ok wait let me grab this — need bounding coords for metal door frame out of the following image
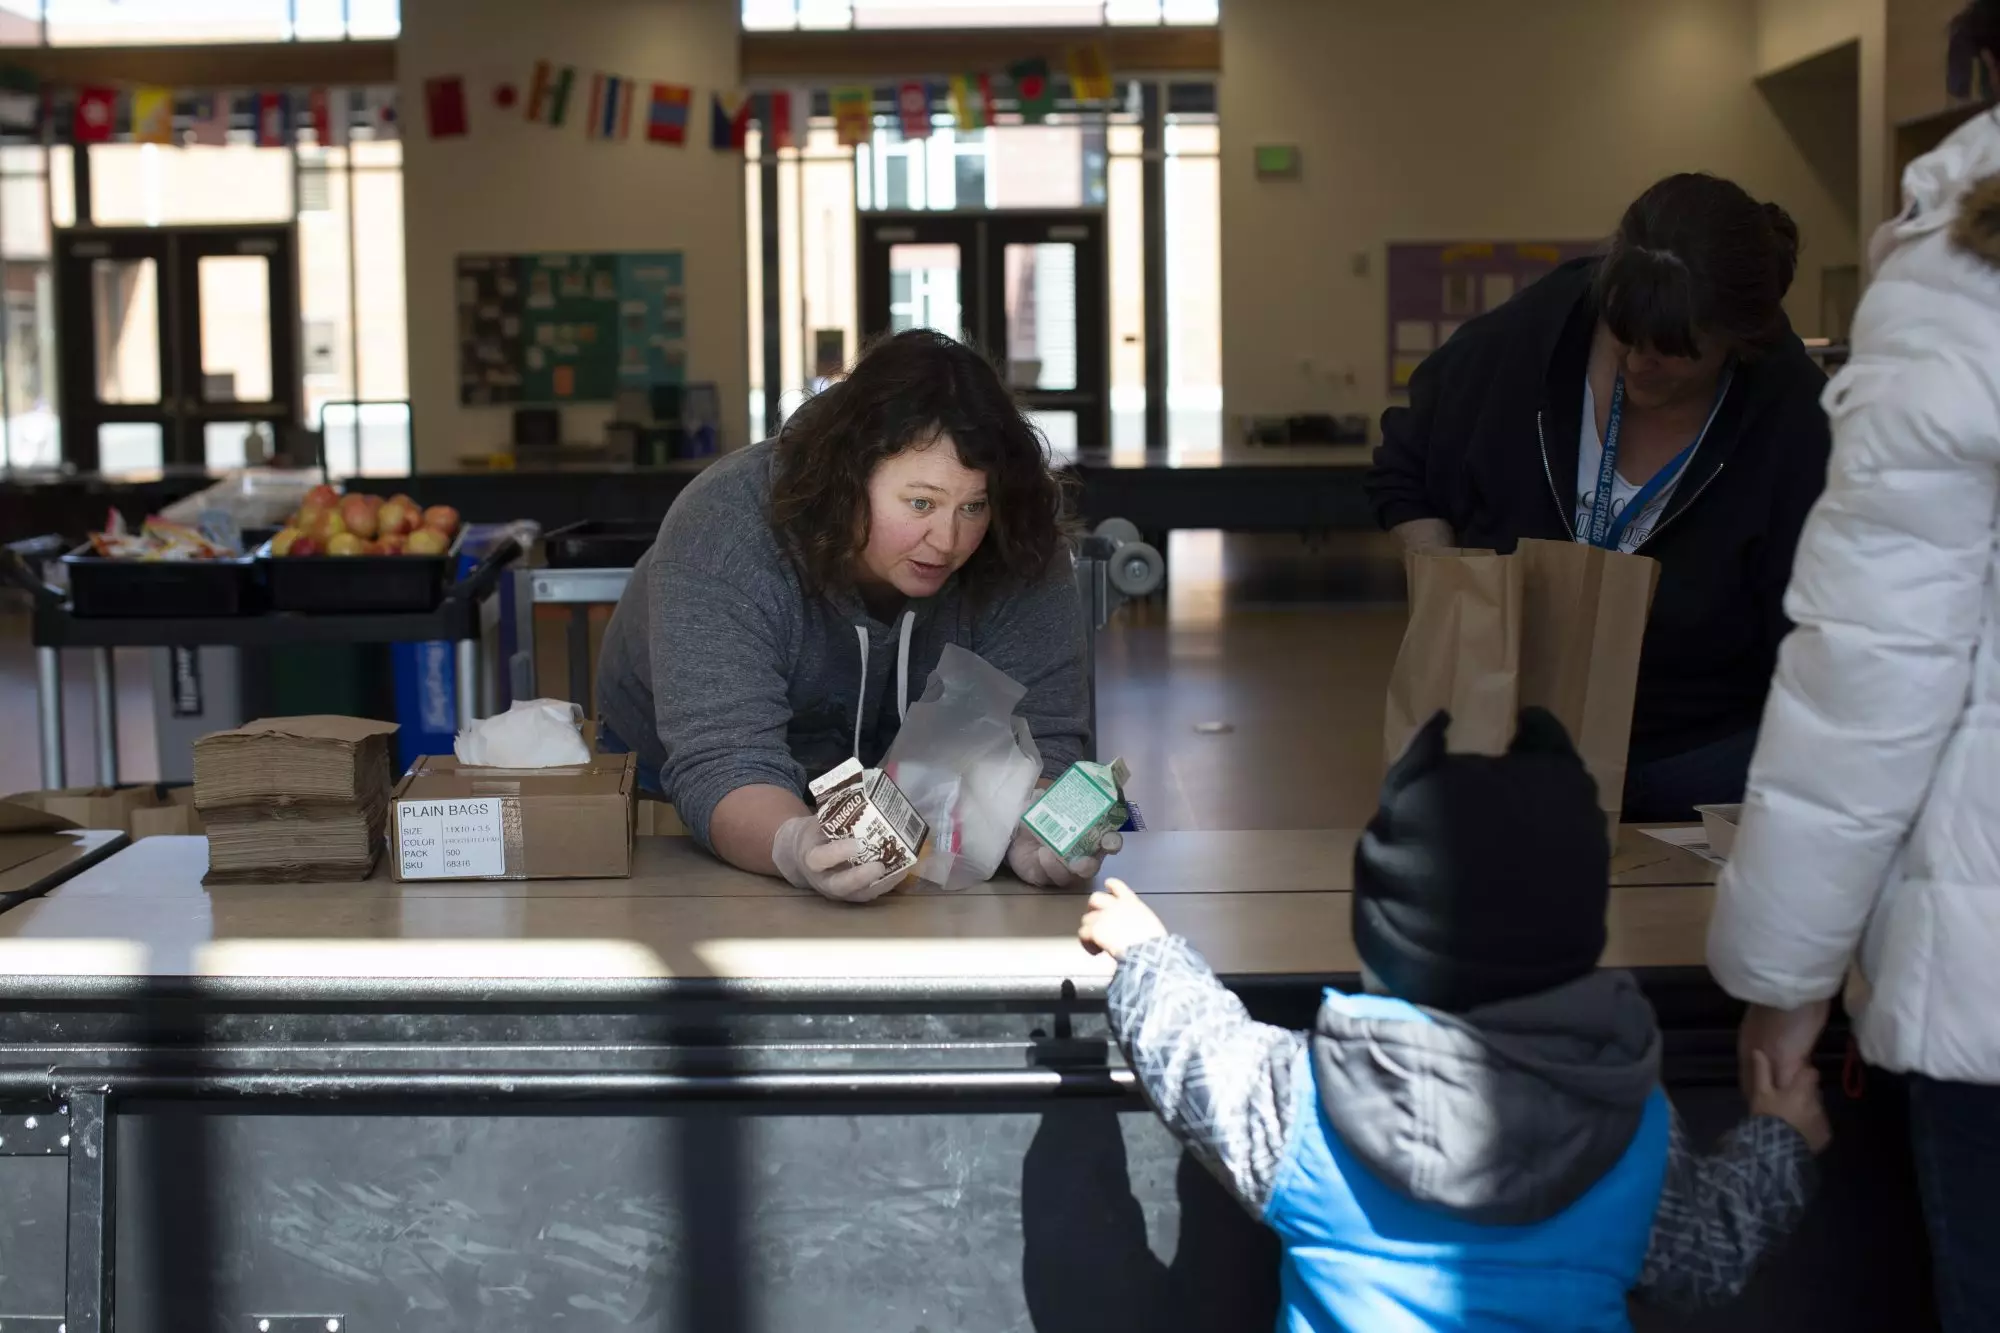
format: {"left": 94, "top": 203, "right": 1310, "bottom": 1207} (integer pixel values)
{"left": 857, "top": 210, "right": 1109, "bottom": 450}
{"left": 54, "top": 223, "right": 301, "bottom": 472}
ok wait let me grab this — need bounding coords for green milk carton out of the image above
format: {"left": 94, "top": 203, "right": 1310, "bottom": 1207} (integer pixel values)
{"left": 1022, "top": 757, "right": 1131, "bottom": 860}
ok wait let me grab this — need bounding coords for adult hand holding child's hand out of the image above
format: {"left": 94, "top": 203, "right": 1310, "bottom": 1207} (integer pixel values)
{"left": 1748, "top": 1049, "right": 1833, "bottom": 1154}
{"left": 1078, "top": 878, "right": 1167, "bottom": 961}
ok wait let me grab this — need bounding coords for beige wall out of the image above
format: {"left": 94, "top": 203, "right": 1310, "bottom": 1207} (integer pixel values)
{"left": 400, "top": 0, "right": 746, "bottom": 470}
{"left": 1220, "top": 0, "right": 1865, "bottom": 431}
{"left": 1759, "top": 0, "right": 1870, "bottom": 73}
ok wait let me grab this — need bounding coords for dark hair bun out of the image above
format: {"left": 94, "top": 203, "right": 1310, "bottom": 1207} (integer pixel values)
{"left": 1594, "top": 173, "right": 1802, "bottom": 358}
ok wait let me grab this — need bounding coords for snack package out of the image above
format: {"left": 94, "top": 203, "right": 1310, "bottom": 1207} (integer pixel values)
{"left": 1022, "top": 757, "right": 1131, "bottom": 861}
{"left": 808, "top": 757, "right": 928, "bottom": 877}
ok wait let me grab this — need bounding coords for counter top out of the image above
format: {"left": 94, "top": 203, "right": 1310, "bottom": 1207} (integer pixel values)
{"left": 0, "top": 829, "right": 127, "bottom": 913}
{"left": 0, "top": 830, "right": 1717, "bottom": 993}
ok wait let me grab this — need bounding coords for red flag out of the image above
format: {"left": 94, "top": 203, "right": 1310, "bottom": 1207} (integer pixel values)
{"left": 72, "top": 86, "right": 116, "bottom": 144}
{"left": 767, "top": 90, "right": 795, "bottom": 151}
{"left": 256, "top": 91, "right": 290, "bottom": 147}
{"left": 897, "top": 81, "right": 931, "bottom": 141}
{"left": 424, "top": 76, "right": 468, "bottom": 139}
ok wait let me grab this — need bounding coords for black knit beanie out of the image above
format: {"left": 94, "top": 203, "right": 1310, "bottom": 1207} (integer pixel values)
{"left": 1353, "top": 708, "right": 1610, "bottom": 1013}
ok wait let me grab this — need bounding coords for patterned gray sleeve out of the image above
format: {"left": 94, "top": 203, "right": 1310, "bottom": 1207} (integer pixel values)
{"left": 1106, "top": 935, "right": 1308, "bottom": 1216}
{"left": 1634, "top": 1109, "right": 1818, "bottom": 1312}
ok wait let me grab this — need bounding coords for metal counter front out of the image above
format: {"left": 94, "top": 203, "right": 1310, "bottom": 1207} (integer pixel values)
{"left": 0, "top": 833, "right": 1934, "bottom": 1332}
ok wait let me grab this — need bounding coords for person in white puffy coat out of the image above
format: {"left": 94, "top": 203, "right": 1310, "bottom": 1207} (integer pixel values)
{"left": 1707, "top": 10, "right": 2000, "bottom": 1325}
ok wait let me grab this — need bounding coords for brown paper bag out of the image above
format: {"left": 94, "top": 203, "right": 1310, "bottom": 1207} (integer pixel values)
{"left": 1384, "top": 550, "right": 1523, "bottom": 764}
{"left": 1514, "top": 539, "right": 1660, "bottom": 826}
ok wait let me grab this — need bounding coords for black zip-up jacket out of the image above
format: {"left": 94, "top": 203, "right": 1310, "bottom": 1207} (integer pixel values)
{"left": 1367, "top": 259, "right": 1833, "bottom": 764}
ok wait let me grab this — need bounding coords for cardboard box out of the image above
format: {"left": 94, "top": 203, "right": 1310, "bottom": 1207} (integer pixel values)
{"left": 809, "top": 757, "right": 927, "bottom": 876}
{"left": 1023, "top": 758, "right": 1131, "bottom": 860}
{"left": 389, "top": 753, "right": 636, "bottom": 881}
{"left": 3, "top": 784, "right": 161, "bottom": 835}
{"left": 1696, "top": 803, "right": 1742, "bottom": 862}
{"left": 130, "top": 787, "right": 205, "bottom": 841}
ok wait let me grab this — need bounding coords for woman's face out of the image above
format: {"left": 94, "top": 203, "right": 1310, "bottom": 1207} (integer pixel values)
{"left": 1612, "top": 332, "right": 1731, "bottom": 412}
{"left": 856, "top": 434, "right": 992, "bottom": 600}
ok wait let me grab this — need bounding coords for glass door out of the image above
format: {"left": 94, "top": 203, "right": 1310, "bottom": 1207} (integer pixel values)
{"left": 857, "top": 211, "right": 1107, "bottom": 452}
{"left": 55, "top": 224, "right": 299, "bottom": 472}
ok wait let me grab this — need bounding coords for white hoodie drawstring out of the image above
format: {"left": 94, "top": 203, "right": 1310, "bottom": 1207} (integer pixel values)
{"left": 852, "top": 610, "right": 916, "bottom": 759}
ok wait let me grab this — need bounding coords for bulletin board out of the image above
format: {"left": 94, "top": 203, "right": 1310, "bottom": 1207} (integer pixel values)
{"left": 1385, "top": 240, "right": 1599, "bottom": 393}
{"left": 457, "top": 251, "right": 688, "bottom": 406}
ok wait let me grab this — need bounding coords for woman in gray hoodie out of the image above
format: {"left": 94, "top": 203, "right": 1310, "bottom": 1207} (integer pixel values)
{"left": 596, "top": 330, "right": 1111, "bottom": 901}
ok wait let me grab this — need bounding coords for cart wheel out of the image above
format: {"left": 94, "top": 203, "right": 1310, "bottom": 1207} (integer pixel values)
{"left": 1108, "top": 541, "right": 1164, "bottom": 598}
{"left": 1093, "top": 517, "right": 1143, "bottom": 548}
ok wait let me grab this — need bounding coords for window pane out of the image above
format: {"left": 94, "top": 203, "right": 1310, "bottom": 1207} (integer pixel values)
{"left": 298, "top": 161, "right": 353, "bottom": 430}
{"left": 354, "top": 166, "right": 407, "bottom": 400}
{"left": 99, "top": 421, "right": 162, "bottom": 475}
{"left": 50, "top": 147, "right": 74, "bottom": 228}
{"left": 743, "top": 0, "right": 797, "bottom": 27}
{"left": 796, "top": 0, "right": 851, "bottom": 26}
{"left": 1026, "top": 409, "right": 1078, "bottom": 461}
{"left": 292, "top": 0, "right": 345, "bottom": 38}
{"left": 887, "top": 243, "right": 962, "bottom": 340}
{"left": 1166, "top": 148, "right": 1221, "bottom": 456}
{"left": 1004, "top": 243, "right": 1078, "bottom": 391}
{"left": 204, "top": 420, "right": 253, "bottom": 468}
{"left": 1, "top": 174, "right": 48, "bottom": 259}
{"left": 321, "top": 401, "right": 410, "bottom": 479}
{"left": 92, "top": 257, "right": 160, "bottom": 405}
{"left": 89, "top": 143, "right": 293, "bottom": 225}
{"left": 198, "top": 254, "right": 273, "bottom": 403}
{"left": 853, "top": 0, "right": 1105, "bottom": 25}
{"left": 1107, "top": 152, "right": 1145, "bottom": 453}
{"left": 4, "top": 264, "right": 58, "bottom": 468}
{"left": 346, "top": 0, "right": 399, "bottom": 37}
{"left": 0, "top": 2, "right": 38, "bottom": 44}
{"left": 46, "top": 0, "right": 290, "bottom": 44}
{"left": 1163, "top": 0, "right": 1218, "bottom": 20}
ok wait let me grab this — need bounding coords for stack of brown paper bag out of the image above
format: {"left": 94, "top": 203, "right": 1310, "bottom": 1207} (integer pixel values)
{"left": 194, "top": 716, "right": 398, "bottom": 883}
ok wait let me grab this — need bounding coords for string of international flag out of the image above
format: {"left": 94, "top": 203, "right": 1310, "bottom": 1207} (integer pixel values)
{"left": 0, "top": 39, "right": 1117, "bottom": 151}
{"left": 425, "top": 42, "right": 1118, "bottom": 149}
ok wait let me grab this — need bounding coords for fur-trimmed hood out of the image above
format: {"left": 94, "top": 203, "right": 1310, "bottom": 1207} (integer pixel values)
{"left": 1951, "top": 172, "right": 2000, "bottom": 266}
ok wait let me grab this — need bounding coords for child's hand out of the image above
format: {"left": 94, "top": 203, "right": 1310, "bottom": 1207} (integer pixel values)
{"left": 1078, "top": 878, "right": 1167, "bottom": 961}
{"left": 1749, "top": 1049, "right": 1832, "bottom": 1154}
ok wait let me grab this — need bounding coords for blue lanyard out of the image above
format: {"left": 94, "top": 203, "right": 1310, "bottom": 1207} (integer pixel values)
{"left": 1587, "top": 367, "right": 1734, "bottom": 551}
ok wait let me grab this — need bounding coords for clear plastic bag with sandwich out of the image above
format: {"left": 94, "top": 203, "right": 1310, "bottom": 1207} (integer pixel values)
{"left": 881, "top": 643, "right": 1043, "bottom": 893}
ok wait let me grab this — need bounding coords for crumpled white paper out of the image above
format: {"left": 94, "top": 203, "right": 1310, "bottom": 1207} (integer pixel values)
{"left": 454, "top": 699, "right": 591, "bottom": 768}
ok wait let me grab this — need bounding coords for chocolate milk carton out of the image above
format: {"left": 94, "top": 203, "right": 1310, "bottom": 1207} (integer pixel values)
{"left": 809, "top": 757, "right": 928, "bottom": 875}
{"left": 1022, "top": 757, "right": 1131, "bottom": 861}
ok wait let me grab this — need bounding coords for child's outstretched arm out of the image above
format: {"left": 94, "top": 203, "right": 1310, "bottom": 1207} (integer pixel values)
{"left": 1082, "top": 880, "right": 1307, "bottom": 1216}
{"left": 1634, "top": 1053, "right": 1827, "bottom": 1312}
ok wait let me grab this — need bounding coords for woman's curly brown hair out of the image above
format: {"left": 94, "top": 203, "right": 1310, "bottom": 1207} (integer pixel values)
{"left": 768, "top": 329, "right": 1072, "bottom": 601}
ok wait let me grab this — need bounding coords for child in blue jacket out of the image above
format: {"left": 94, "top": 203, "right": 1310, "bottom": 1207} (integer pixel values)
{"left": 1079, "top": 709, "right": 1830, "bottom": 1333}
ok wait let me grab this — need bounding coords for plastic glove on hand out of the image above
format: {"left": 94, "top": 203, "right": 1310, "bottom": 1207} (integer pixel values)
{"left": 1007, "top": 824, "right": 1123, "bottom": 888}
{"left": 771, "top": 815, "right": 904, "bottom": 904}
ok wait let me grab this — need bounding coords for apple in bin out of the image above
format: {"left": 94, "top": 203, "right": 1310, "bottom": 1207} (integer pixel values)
{"left": 377, "top": 533, "right": 407, "bottom": 555}
{"left": 338, "top": 493, "right": 380, "bottom": 540}
{"left": 289, "top": 535, "right": 323, "bottom": 557}
{"left": 270, "top": 526, "right": 303, "bottom": 556}
{"left": 326, "top": 532, "right": 367, "bottom": 557}
{"left": 378, "top": 495, "right": 420, "bottom": 538}
{"left": 422, "top": 505, "right": 461, "bottom": 538}
{"left": 405, "top": 527, "right": 450, "bottom": 556}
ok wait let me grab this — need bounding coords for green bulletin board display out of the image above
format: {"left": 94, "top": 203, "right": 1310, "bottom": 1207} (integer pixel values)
{"left": 456, "top": 251, "right": 687, "bottom": 406}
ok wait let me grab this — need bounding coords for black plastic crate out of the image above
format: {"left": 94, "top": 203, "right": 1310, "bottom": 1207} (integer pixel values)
{"left": 62, "top": 548, "right": 262, "bottom": 618}
{"left": 544, "top": 519, "right": 658, "bottom": 569}
{"left": 260, "top": 535, "right": 462, "bottom": 614}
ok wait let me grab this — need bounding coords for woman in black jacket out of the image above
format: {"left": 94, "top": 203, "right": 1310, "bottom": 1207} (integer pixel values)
{"left": 1366, "top": 174, "right": 1833, "bottom": 821}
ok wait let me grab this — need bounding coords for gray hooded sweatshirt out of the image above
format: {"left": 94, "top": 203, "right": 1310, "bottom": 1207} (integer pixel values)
{"left": 595, "top": 441, "right": 1090, "bottom": 847}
